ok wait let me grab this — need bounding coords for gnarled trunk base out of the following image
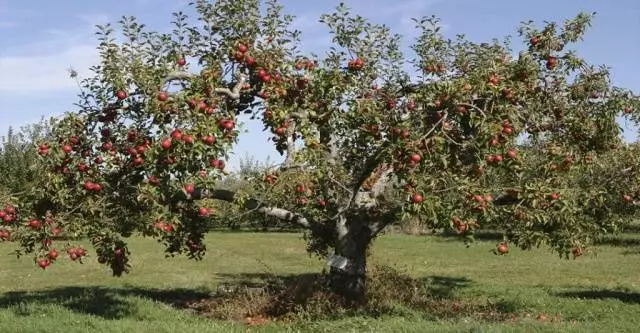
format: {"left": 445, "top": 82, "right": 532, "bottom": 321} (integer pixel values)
{"left": 329, "top": 266, "right": 367, "bottom": 305}
{"left": 327, "top": 219, "right": 371, "bottom": 305}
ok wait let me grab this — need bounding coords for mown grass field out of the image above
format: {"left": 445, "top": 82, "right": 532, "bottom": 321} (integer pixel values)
{"left": 0, "top": 229, "right": 639, "bottom": 333}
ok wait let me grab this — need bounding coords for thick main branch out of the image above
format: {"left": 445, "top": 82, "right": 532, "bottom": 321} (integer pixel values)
{"left": 173, "top": 188, "right": 311, "bottom": 229}
{"left": 164, "top": 70, "right": 248, "bottom": 100}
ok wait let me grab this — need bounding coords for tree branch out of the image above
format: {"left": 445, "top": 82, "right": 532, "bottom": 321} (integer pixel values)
{"left": 283, "top": 120, "right": 297, "bottom": 167}
{"left": 173, "top": 188, "right": 311, "bottom": 229}
{"left": 213, "top": 72, "right": 247, "bottom": 100}
{"left": 165, "top": 71, "right": 195, "bottom": 83}
{"left": 164, "top": 70, "right": 248, "bottom": 100}
{"left": 354, "top": 165, "right": 394, "bottom": 208}
{"left": 367, "top": 206, "right": 402, "bottom": 237}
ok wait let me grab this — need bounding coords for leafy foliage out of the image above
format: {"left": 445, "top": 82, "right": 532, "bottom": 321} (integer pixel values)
{"left": 0, "top": 120, "right": 53, "bottom": 196}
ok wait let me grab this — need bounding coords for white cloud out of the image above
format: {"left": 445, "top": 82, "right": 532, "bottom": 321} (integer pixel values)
{"left": 0, "top": 45, "right": 98, "bottom": 93}
{"left": 0, "top": 14, "right": 106, "bottom": 94}
{"left": 353, "top": 0, "right": 448, "bottom": 39}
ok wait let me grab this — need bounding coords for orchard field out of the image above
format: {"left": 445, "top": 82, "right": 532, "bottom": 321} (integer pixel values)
{"left": 0, "top": 227, "right": 638, "bottom": 333}
{"left": 2, "top": 0, "right": 640, "bottom": 332}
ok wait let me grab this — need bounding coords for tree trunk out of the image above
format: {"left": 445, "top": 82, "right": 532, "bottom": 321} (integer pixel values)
{"left": 328, "top": 217, "right": 371, "bottom": 305}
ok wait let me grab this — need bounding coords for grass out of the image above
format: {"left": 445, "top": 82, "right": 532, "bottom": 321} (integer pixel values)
{"left": 0, "top": 230, "right": 639, "bottom": 332}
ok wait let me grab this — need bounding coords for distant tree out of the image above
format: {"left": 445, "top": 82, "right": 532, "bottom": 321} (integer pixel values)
{"left": 0, "top": 119, "right": 53, "bottom": 196}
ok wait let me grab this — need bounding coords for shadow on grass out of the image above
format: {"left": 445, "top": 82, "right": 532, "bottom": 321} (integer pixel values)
{"left": 212, "top": 272, "right": 472, "bottom": 299}
{"left": 437, "top": 230, "right": 505, "bottom": 242}
{"left": 621, "top": 248, "right": 640, "bottom": 256}
{"left": 594, "top": 237, "right": 640, "bottom": 247}
{"left": 436, "top": 228, "right": 640, "bottom": 247}
{"left": 621, "top": 224, "right": 640, "bottom": 234}
{"left": 0, "top": 286, "right": 210, "bottom": 320}
{"left": 0, "top": 270, "right": 517, "bottom": 323}
{"left": 555, "top": 289, "right": 640, "bottom": 304}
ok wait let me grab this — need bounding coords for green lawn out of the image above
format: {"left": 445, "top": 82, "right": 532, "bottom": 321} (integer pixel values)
{"left": 0, "top": 231, "right": 639, "bottom": 332}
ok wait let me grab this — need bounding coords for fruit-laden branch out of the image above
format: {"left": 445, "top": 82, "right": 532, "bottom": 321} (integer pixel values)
{"left": 164, "top": 70, "right": 248, "bottom": 100}
{"left": 173, "top": 187, "right": 312, "bottom": 229}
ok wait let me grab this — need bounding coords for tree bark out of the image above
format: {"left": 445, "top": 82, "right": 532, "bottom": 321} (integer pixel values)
{"left": 328, "top": 216, "right": 372, "bottom": 305}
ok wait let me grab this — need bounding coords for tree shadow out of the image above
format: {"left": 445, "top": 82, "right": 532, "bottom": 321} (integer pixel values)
{"left": 425, "top": 275, "right": 472, "bottom": 298}
{"left": 555, "top": 288, "right": 640, "bottom": 304}
{"left": 436, "top": 228, "right": 640, "bottom": 248}
{"left": 0, "top": 271, "right": 516, "bottom": 323}
{"left": 0, "top": 286, "right": 210, "bottom": 320}
{"left": 594, "top": 236, "right": 640, "bottom": 247}
{"left": 621, "top": 248, "right": 640, "bottom": 256}
{"left": 437, "top": 230, "right": 505, "bottom": 242}
{"left": 621, "top": 224, "right": 640, "bottom": 233}
{"left": 210, "top": 271, "right": 472, "bottom": 299}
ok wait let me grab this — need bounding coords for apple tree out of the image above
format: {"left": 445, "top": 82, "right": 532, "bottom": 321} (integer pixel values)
{"left": 2, "top": 0, "right": 639, "bottom": 304}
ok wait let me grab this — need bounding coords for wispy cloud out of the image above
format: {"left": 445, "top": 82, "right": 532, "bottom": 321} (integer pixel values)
{"left": 0, "top": 21, "right": 17, "bottom": 28}
{"left": 0, "top": 14, "right": 106, "bottom": 94}
{"left": 0, "top": 45, "right": 98, "bottom": 93}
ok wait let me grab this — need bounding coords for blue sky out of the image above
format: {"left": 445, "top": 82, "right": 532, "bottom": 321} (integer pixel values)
{"left": 1, "top": 0, "right": 639, "bottom": 170}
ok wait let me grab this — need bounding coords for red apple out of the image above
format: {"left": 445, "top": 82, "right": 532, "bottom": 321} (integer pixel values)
{"left": 4, "top": 205, "right": 15, "bottom": 214}
{"left": 38, "top": 259, "right": 51, "bottom": 270}
{"left": 220, "top": 120, "right": 235, "bottom": 130}
{"left": 546, "top": 56, "right": 557, "bottom": 70}
{"left": 161, "top": 138, "right": 172, "bottom": 150}
{"left": 203, "top": 135, "right": 216, "bottom": 145}
{"left": 48, "top": 249, "right": 59, "bottom": 260}
{"left": 497, "top": 243, "right": 509, "bottom": 254}
{"left": 410, "top": 193, "right": 424, "bottom": 204}
{"left": 116, "top": 90, "right": 128, "bottom": 100}
{"left": 198, "top": 207, "right": 210, "bottom": 217}
{"left": 171, "top": 129, "right": 183, "bottom": 140}
{"left": 157, "top": 91, "right": 169, "bottom": 101}
{"left": 485, "top": 155, "right": 495, "bottom": 163}
{"left": 28, "top": 219, "right": 42, "bottom": 229}
{"left": 530, "top": 36, "right": 540, "bottom": 46}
